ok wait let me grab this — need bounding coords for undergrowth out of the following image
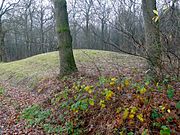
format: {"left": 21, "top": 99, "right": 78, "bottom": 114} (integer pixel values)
{"left": 0, "top": 86, "right": 5, "bottom": 95}
{"left": 20, "top": 74, "right": 180, "bottom": 134}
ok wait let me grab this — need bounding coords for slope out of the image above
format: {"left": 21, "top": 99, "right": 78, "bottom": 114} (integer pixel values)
{"left": 0, "top": 49, "right": 146, "bottom": 89}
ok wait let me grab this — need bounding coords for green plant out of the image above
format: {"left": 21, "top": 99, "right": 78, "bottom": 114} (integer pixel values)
{"left": 167, "top": 117, "right": 173, "bottom": 123}
{"left": 51, "top": 89, "right": 69, "bottom": 105}
{"left": 167, "top": 87, "right": 175, "bottom": 99}
{"left": 21, "top": 105, "right": 67, "bottom": 134}
{"left": 142, "top": 129, "right": 148, "bottom": 135}
{"left": 21, "top": 104, "right": 51, "bottom": 127}
{"left": 157, "top": 85, "right": 163, "bottom": 91}
{"left": 162, "top": 77, "right": 169, "bottom": 85}
{"left": 160, "top": 126, "right": 170, "bottom": 135}
{"left": 152, "top": 122, "right": 161, "bottom": 128}
{"left": 54, "top": 126, "right": 64, "bottom": 134}
{"left": 43, "top": 124, "right": 54, "bottom": 133}
{"left": 176, "top": 101, "right": 180, "bottom": 109}
{"left": 60, "top": 100, "right": 70, "bottom": 109}
{"left": 151, "top": 109, "right": 162, "bottom": 119}
{"left": 102, "top": 88, "right": 114, "bottom": 100}
{"left": 65, "top": 121, "right": 74, "bottom": 134}
{"left": 59, "top": 114, "right": 65, "bottom": 122}
{"left": 65, "top": 121, "right": 82, "bottom": 135}
{"left": 0, "top": 87, "right": 5, "bottom": 95}
{"left": 144, "top": 75, "right": 152, "bottom": 86}
{"left": 70, "top": 99, "right": 89, "bottom": 112}
{"left": 43, "top": 124, "right": 64, "bottom": 134}
{"left": 127, "top": 132, "right": 134, "bottom": 135}
{"left": 98, "top": 76, "right": 108, "bottom": 85}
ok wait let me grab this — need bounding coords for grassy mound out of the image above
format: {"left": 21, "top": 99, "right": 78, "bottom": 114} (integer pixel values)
{"left": 0, "top": 49, "right": 146, "bottom": 89}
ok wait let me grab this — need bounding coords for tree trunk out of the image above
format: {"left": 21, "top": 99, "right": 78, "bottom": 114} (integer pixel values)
{"left": 53, "top": 0, "right": 77, "bottom": 77}
{"left": 101, "top": 19, "right": 105, "bottom": 50}
{"left": 29, "top": 8, "right": 33, "bottom": 56}
{"left": 142, "top": 0, "right": 162, "bottom": 71}
{"left": 0, "top": 19, "right": 6, "bottom": 62}
{"left": 24, "top": 13, "right": 30, "bottom": 57}
{"left": 85, "top": 13, "right": 91, "bottom": 49}
{"left": 72, "top": 21, "right": 77, "bottom": 48}
{"left": 40, "top": 6, "right": 45, "bottom": 53}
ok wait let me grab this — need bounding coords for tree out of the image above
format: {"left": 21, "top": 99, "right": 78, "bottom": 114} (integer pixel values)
{"left": 77, "top": 0, "right": 93, "bottom": 49}
{"left": 0, "top": 0, "right": 20, "bottom": 62}
{"left": 53, "top": 0, "right": 77, "bottom": 76}
{"left": 142, "top": 0, "right": 162, "bottom": 75}
{"left": 36, "top": 0, "right": 53, "bottom": 53}
{"left": 95, "top": 0, "right": 111, "bottom": 50}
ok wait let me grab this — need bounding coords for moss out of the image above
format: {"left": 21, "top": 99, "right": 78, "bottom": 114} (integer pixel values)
{"left": 57, "top": 27, "right": 69, "bottom": 33}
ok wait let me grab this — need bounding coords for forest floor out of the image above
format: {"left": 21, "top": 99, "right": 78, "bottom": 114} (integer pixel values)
{"left": 0, "top": 50, "right": 179, "bottom": 135}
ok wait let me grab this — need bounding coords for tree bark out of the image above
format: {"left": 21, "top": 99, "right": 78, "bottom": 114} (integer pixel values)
{"left": 53, "top": 0, "right": 77, "bottom": 77}
{"left": 142, "top": 0, "right": 162, "bottom": 70}
{"left": 0, "top": 18, "right": 6, "bottom": 62}
{"left": 40, "top": 6, "right": 45, "bottom": 53}
{"left": 72, "top": 21, "right": 77, "bottom": 48}
{"left": 85, "top": 13, "right": 91, "bottom": 49}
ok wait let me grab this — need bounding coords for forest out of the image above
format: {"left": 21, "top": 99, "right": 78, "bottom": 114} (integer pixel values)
{"left": 0, "top": 0, "right": 179, "bottom": 134}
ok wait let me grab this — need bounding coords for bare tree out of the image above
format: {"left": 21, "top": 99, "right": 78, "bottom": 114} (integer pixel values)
{"left": 53, "top": 0, "right": 77, "bottom": 76}
{"left": 0, "top": 0, "right": 20, "bottom": 61}
{"left": 95, "top": 0, "right": 111, "bottom": 50}
{"left": 35, "top": 0, "right": 53, "bottom": 53}
{"left": 76, "top": 0, "right": 94, "bottom": 49}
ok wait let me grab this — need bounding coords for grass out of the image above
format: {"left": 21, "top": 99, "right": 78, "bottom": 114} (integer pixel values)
{"left": 0, "top": 49, "right": 146, "bottom": 89}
